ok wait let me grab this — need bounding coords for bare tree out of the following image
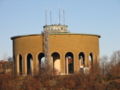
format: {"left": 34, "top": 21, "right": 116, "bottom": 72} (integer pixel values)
{"left": 100, "top": 56, "right": 109, "bottom": 75}
{"left": 110, "top": 50, "right": 120, "bottom": 65}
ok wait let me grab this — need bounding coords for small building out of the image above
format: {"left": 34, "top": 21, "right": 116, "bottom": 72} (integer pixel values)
{"left": 0, "top": 60, "right": 12, "bottom": 74}
{"left": 11, "top": 24, "right": 100, "bottom": 76}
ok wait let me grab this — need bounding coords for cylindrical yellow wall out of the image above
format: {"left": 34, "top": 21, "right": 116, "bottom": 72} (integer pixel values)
{"left": 11, "top": 34, "right": 100, "bottom": 75}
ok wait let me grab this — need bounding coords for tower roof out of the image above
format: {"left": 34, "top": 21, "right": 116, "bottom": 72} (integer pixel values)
{"left": 43, "top": 24, "right": 69, "bottom": 33}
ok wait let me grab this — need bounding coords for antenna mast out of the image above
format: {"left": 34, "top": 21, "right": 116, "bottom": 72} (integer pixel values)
{"left": 59, "top": 9, "right": 61, "bottom": 24}
{"left": 63, "top": 10, "right": 65, "bottom": 25}
{"left": 50, "top": 10, "right": 52, "bottom": 25}
{"left": 45, "top": 10, "right": 48, "bottom": 25}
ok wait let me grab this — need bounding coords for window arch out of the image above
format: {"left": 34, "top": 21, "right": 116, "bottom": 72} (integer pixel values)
{"left": 89, "top": 53, "right": 93, "bottom": 66}
{"left": 38, "top": 53, "right": 45, "bottom": 69}
{"left": 79, "top": 52, "right": 85, "bottom": 68}
{"left": 65, "top": 52, "right": 74, "bottom": 74}
{"left": 19, "top": 54, "right": 22, "bottom": 75}
{"left": 51, "top": 52, "right": 60, "bottom": 74}
{"left": 27, "top": 53, "right": 33, "bottom": 75}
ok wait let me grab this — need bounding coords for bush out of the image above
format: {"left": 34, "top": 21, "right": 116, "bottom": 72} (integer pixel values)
{"left": 1, "top": 51, "right": 120, "bottom": 89}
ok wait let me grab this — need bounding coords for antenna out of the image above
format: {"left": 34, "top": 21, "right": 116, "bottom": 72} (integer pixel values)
{"left": 59, "top": 9, "right": 61, "bottom": 24}
{"left": 50, "top": 10, "right": 52, "bottom": 25}
{"left": 63, "top": 10, "right": 65, "bottom": 25}
{"left": 45, "top": 10, "right": 48, "bottom": 25}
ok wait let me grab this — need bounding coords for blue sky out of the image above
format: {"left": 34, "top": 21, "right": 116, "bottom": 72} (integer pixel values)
{"left": 0, "top": 0, "right": 120, "bottom": 60}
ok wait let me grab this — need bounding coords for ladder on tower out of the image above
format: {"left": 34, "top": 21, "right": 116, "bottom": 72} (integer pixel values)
{"left": 43, "top": 29, "right": 50, "bottom": 68}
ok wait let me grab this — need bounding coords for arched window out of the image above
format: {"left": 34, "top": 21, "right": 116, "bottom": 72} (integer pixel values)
{"left": 27, "top": 54, "right": 33, "bottom": 75}
{"left": 38, "top": 53, "right": 45, "bottom": 69}
{"left": 79, "top": 52, "right": 85, "bottom": 69}
{"left": 89, "top": 53, "right": 93, "bottom": 66}
{"left": 51, "top": 52, "right": 60, "bottom": 74}
{"left": 19, "top": 54, "right": 22, "bottom": 75}
{"left": 65, "top": 52, "right": 74, "bottom": 74}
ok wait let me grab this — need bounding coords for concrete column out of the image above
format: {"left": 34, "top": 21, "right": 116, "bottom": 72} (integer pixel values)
{"left": 60, "top": 53, "right": 65, "bottom": 75}
{"left": 85, "top": 53, "right": 89, "bottom": 67}
{"left": 30, "top": 54, "right": 38, "bottom": 76}
{"left": 16, "top": 55, "right": 19, "bottom": 75}
{"left": 21, "top": 55, "right": 24, "bottom": 75}
{"left": 31, "top": 57, "right": 34, "bottom": 76}
{"left": 50, "top": 56, "right": 53, "bottom": 71}
{"left": 96, "top": 53, "right": 99, "bottom": 64}
{"left": 35, "top": 54, "right": 39, "bottom": 75}
{"left": 66, "top": 57, "right": 68, "bottom": 74}
{"left": 74, "top": 53, "right": 79, "bottom": 72}
{"left": 23, "top": 55, "right": 27, "bottom": 76}
{"left": 93, "top": 55, "right": 96, "bottom": 65}
{"left": 87, "top": 53, "right": 90, "bottom": 68}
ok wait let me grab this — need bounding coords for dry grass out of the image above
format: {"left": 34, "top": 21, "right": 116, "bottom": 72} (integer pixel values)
{"left": 0, "top": 63, "right": 120, "bottom": 90}
{"left": 1, "top": 52, "right": 120, "bottom": 90}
